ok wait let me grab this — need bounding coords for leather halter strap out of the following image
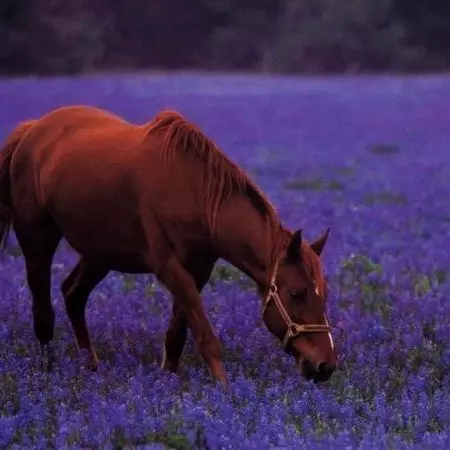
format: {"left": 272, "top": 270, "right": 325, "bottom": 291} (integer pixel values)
{"left": 262, "top": 258, "right": 332, "bottom": 350}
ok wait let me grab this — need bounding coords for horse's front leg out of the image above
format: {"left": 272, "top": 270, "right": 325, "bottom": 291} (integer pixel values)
{"left": 161, "top": 257, "right": 216, "bottom": 374}
{"left": 158, "top": 257, "right": 227, "bottom": 385}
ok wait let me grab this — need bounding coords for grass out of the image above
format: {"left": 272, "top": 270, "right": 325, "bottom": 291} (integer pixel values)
{"left": 284, "top": 178, "right": 345, "bottom": 191}
{"left": 367, "top": 143, "right": 400, "bottom": 155}
{"left": 362, "top": 191, "right": 408, "bottom": 206}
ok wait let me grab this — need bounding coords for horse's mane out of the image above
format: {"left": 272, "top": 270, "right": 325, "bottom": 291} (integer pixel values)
{"left": 145, "top": 109, "right": 289, "bottom": 263}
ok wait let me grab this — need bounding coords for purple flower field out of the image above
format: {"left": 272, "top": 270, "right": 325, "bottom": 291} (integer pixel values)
{"left": 0, "top": 73, "right": 449, "bottom": 449}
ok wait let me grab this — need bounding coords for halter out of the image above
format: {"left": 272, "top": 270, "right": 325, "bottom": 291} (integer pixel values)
{"left": 262, "top": 258, "right": 333, "bottom": 351}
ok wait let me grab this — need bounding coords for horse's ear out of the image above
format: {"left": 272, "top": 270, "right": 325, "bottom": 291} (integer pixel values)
{"left": 310, "top": 227, "right": 330, "bottom": 256}
{"left": 287, "top": 229, "right": 302, "bottom": 261}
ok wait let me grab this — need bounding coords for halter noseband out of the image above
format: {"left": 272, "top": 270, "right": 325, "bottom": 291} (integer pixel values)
{"left": 262, "top": 258, "right": 333, "bottom": 350}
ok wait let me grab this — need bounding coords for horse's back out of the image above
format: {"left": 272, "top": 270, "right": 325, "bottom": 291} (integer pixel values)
{"left": 36, "top": 104, "right": 130, "bottom": 129}
{"left": 13, "top": 104, "right": 142, "bottom": 165}
{"left": 10, "top": 104, "right": 143, "bottom": 195}
{"left": 18, "top": 104, "right": 134, "bottom": 151}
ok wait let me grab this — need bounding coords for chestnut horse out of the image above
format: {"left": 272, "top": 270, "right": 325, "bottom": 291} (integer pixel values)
{"left": 0, "top": 105, "right": 337, "bottom": 385}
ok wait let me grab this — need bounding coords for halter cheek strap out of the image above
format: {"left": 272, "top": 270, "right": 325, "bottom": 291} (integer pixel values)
{"left": 262, "top": 259, "right": 332, "bottom": 350}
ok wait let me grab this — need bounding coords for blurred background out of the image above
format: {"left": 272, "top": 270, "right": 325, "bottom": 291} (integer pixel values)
{"left": 1, "top": 0, "right": 450, "bottom": 77}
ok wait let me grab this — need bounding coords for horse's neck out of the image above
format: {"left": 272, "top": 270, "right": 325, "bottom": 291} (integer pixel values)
{"left": 213, "top": 195, "right": 286, "bottom": 291}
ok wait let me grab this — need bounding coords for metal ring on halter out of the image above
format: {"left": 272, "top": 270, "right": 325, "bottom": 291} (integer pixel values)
{"left": 282, "top": 323, "right": 309, "bottom": 349}
{"left": 282, "top": 323, "right": 333, "bottom": 350}
{"left": 286, "top": 322, "right": 303, "bottom": 338}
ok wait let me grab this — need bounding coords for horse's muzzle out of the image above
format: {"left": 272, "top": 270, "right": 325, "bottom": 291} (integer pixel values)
{"left": 299, "top": 358, "right": 336, "bottom": 383}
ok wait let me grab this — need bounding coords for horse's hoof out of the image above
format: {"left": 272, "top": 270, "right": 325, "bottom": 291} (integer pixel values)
{"left": 210, "top": 360, "right": 228, "bottom": 387}
{"left": 218, "top": 375, "right": 229, "bottom": 388}
{"left": 79, "top": 348, "right": 99, "bottom": 371}
{"left": 88, "top": 359, "right": 99, "bottom": 372}
{"left": 161, "top": 359, "right": 179, "bottom": 373}
{"left": 161, "top": 346, "right": 179, "bottom": 373}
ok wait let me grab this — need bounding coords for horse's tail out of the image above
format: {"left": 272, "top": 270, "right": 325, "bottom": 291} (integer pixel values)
{"left": 0, "top": 120, "right": 36, "bottom": 250}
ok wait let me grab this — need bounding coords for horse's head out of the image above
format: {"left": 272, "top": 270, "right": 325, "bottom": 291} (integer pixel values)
{"left": 262, "top": 228, "right": 337, "bottom": 383}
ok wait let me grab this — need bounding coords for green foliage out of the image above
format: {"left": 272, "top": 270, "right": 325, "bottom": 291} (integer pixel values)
{"left": 338, "top": 253, "right": 393, "bottom": 319}
{"left": 4, "top": 244, "right": 22, "bottom": 257}
{"left": 209, "top": 262, "right": 254, "bottom": 289}
{"left": 340, "top": 253, "right": 383, "bottom": 277}
{"left": 362, "top": 191, "right": 408, "bottom": 206}
{"left": 410, "top": 270, "right": 449, "bottom": 296}
{"left": 0, "top": 373, "right": 19, "bottom": 415}
{"left": 121, "top": 274, "right": 137, "bottom": 293}
{"left": 284, "top": 178, "right": 345, "bottom": 191}
{"left": 111, "top": 419, "right": 204, "bottom": 449}
{"left": 367, "top": 143, "right": 400, "bottom": 155}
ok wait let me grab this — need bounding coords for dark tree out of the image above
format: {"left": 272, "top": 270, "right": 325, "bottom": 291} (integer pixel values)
{"left": 1, "top": 0, "right": 450, "bottom": 75}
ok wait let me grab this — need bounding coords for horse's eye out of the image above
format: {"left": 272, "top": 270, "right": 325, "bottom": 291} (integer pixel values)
{"left": 290, "top": 289, "right": 307, "bottom": 300}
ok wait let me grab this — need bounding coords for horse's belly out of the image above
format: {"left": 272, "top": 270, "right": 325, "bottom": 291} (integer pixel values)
{"left": 57, "top": 210, "right": 150, "bottom": 272}
{"left": 43, "top": 167, "right": 150, "bottom": 270}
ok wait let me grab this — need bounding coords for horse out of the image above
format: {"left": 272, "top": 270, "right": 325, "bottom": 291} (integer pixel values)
{"left": 0, "top": 105, "right": 338, "bottom": 385}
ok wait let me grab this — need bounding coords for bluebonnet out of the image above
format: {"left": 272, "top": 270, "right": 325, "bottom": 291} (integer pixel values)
{"left": 0, "top": 73, "right": 449, "bottom": 448}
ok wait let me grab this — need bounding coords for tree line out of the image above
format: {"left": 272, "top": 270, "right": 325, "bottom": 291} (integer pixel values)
{"left": 1, "top": 0, "right": 450, "bottom": 76}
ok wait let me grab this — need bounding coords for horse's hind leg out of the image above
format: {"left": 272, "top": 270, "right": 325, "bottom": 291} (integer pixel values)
{"left": 61, "top": 258, "right": 109, "bottom": 370}
{"left": 162, "top": 257, "right": 216, "bottom": 373}
{"left": 14, "top": 219, "right": 61, "bottom": 370}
